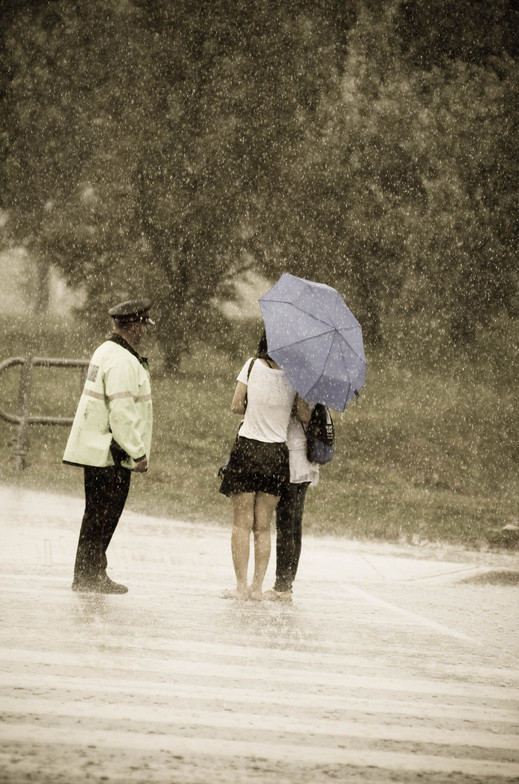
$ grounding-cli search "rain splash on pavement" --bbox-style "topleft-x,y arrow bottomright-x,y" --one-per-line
1,485 -> 518,783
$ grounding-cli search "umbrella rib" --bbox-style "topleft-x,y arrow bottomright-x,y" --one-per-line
269,301 -> 335,328
278,330 -> 365,365
324,334 -> 349,384
264,300 -> 362,349
339,340 -> 365,363
278,330 -> 335,349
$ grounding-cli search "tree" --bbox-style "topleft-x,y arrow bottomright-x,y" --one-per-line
402,58 -> 518,344
2,0 -> 515,359
255,1 -> 427,345
395,0 -> 519,68
393,0 -> 518,342
257,0 -> 518,348
3,0 -> 358,366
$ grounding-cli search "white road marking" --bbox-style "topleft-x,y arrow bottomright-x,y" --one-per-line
2,671 -> 518,724
342,584 -> 475,641
1,696 -> 518,751
1,647 -> 518,701
1,724 -> 518,779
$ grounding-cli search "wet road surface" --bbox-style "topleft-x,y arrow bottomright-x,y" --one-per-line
0,486 -> 518,783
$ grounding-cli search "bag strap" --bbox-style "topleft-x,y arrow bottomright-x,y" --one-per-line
247,357 -> 256,381
243,357 -> 256,411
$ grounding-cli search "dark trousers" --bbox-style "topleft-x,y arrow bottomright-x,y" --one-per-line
274,482 -> 310,592
73,464 -> 131,584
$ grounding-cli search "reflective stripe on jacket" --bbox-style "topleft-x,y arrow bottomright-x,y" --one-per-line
63,339 -> 152,469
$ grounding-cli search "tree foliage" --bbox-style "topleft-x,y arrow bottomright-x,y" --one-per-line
255,1 -> 518,346
1,0 -> 516,365
395,0 -> 518,68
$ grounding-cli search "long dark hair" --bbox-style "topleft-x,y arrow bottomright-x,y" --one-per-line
256,328 -> 272,361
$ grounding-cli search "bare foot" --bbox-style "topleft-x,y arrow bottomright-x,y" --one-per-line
249,588 -> 263,601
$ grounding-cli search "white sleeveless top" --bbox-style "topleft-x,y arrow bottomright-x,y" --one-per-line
237,358 -> 296,443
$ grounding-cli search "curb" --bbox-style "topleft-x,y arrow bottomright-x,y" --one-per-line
459,569 -> 519,586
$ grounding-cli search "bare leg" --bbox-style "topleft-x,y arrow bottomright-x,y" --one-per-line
249,492 -> 279,600
230,493 -> 255,598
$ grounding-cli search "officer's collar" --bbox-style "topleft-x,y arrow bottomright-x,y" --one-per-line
109,334 -> 149,367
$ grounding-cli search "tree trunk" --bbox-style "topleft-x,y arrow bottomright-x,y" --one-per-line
33,258 -> 50,315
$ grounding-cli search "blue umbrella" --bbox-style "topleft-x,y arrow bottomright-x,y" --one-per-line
259,273 -> 366,412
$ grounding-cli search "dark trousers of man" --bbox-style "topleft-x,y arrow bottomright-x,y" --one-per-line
274,481 -> 310,593
73,464 -> 131,586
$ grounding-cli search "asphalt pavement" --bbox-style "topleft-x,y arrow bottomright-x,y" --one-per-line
0,484 -> 518,784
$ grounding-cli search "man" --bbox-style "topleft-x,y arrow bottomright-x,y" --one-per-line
63,299 -> 154,594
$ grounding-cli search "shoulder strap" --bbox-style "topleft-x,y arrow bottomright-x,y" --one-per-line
244,358 -> 256,412
247,357 -> 256,381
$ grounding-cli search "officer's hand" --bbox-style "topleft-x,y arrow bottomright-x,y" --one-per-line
133,457 -> 148,473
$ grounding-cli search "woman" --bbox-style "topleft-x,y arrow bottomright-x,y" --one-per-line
219,331 -> 310,600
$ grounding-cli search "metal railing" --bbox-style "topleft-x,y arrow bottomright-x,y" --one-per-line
0,357 -> 89,469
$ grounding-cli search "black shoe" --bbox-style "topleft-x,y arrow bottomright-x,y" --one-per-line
71,575 -> 128,594
71,578 -> 97,592
263,589 -> 292,602
96,574 -> 128,594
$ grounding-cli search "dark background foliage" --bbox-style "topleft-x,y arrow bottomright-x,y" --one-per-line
0,0 -> 517,367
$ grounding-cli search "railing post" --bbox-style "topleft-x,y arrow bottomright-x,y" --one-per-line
0,356 -> 90,469
14,358 -> 33,470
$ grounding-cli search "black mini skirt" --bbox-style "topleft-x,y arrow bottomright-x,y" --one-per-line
219,436 -> 289,498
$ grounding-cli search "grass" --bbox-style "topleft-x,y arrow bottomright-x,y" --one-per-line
0,314 -> 517,550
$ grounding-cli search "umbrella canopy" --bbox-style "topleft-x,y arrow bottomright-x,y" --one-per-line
259,273 -> 366,412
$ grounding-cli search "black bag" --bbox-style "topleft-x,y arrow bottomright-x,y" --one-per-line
306,403 -> 335,464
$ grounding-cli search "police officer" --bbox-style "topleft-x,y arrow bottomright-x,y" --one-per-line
64,299 -> 154,593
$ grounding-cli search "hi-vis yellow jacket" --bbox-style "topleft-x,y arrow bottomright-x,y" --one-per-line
63,338 -> 152,469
